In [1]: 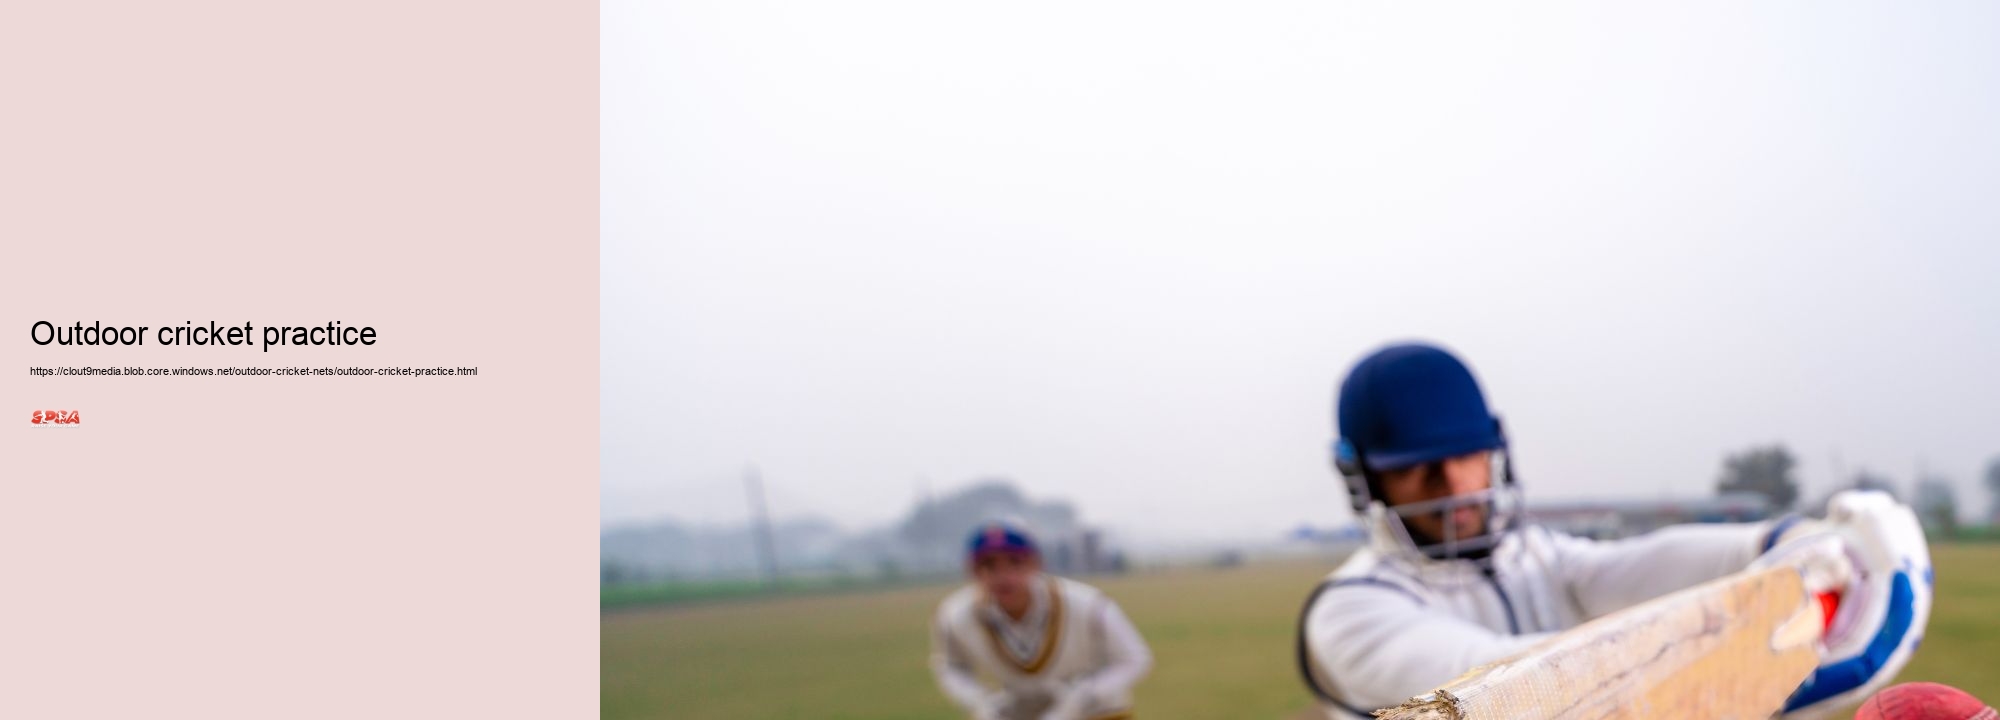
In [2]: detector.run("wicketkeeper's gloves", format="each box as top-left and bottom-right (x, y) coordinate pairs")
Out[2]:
(972, 689), (1011, 720)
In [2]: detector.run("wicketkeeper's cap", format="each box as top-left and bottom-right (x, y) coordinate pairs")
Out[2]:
(966, 521), (1038, 558)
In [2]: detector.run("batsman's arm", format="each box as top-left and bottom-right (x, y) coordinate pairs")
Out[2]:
(1541, 522), (1773, 619)
(1305, 582), (1551, 711)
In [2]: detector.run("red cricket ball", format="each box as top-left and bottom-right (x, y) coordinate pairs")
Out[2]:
(1854, 683), (1997, 720)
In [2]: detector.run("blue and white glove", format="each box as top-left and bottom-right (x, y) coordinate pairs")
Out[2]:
(1758, 490), (1933, 719)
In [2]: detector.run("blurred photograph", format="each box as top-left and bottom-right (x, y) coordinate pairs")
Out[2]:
(602, 3), (2000, 718)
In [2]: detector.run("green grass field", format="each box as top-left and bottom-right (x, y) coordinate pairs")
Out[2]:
(600, 574), (947, 610)
(603, 544), (2000, 719)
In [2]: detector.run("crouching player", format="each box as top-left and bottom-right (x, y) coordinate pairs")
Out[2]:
(931, 522), (1153, 720)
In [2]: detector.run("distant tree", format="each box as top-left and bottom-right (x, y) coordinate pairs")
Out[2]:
(899, 480), (1030, 547)
(1849, 469), (1900, 501)
(1716, 445), (1800, 512)
(1913, 477), (1958, 538)
(1804, 469), (1905, 517)
(1987, 457), (2000, 524)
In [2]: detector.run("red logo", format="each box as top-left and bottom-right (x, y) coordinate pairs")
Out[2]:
(31, 410), (80, 425)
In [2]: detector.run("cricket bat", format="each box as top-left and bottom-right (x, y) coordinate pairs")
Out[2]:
(1374, 566), (1823, 720)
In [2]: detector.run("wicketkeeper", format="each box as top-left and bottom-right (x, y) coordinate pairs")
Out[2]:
(932, 521), (1153, 720)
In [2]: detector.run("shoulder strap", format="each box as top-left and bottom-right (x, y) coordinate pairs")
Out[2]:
(1295, 579), (1342, 706)
(1297, 577), (1421, 717)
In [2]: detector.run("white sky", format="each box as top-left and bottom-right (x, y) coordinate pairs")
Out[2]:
(603, 1), (2000, 543)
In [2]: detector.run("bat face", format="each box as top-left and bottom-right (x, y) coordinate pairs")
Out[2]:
(1376, 567), (1821, 720)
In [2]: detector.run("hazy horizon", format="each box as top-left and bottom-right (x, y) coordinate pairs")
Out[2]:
(603, 1), (2000, 544)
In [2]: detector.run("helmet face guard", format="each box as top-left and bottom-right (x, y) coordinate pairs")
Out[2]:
(1335, 435), (1523, 565)
(1374, 482), (1524, 564)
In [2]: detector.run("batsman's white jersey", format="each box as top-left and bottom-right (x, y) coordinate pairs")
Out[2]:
(932, 575), (1152, 720)
(1300, 518), (1780, 718)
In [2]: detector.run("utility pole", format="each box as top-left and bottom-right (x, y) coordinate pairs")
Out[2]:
(745, 465), (780, 586)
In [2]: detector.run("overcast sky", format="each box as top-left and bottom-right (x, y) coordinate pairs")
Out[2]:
(602, 1), (2000, 543)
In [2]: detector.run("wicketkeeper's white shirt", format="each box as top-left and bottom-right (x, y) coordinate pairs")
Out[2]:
(1301, 519), (1780, 718)
(932, 575), (1151, 720)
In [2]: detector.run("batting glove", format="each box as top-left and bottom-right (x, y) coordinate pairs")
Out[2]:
(1765, 491), (1933, 719)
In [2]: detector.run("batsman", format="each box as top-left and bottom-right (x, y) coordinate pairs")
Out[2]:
(1298, 342), (1932, 719)
(931, 521), (1153, 720)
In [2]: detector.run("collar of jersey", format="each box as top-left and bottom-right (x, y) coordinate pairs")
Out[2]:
(979, 576), (1063, 674)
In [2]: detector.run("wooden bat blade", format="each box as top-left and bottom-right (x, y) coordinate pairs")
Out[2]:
(1375, 566), (1820, 720)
